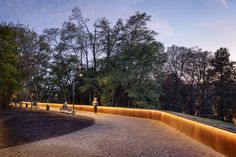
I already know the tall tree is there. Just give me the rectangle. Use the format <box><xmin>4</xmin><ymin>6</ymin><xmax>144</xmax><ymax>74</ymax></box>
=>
<box><xmin>0</xmin><ymin>23</ymin><xmax>18</xmax><ymax>109</ymax></box>
<box><xmin>70</xmin><ymin>7</ymin><xmax>99</xmax><ymax>73</ymax></box>
<box><xmin>163</xmin><ymin>45</ymin><xmax>213</xmax><ymax>115</ymax></box>
<box><xmin>163</xmin><ymin>45</ymin><xmax>190</xmax><ymax>112</ymax></box>
<box><xmin>207</xmin><ymin>48</ymin><xmax>236</xmax><ymax>121</ymax></box>
<box><xmin>195</xmin><ymin>51</ymin><xmax>211</xmax><ymax>117</ymax></box>
<box><xmin>0</xmin><ymin>23</ymin><xmax>52</xmax><ymax>108</ymax></box>
<box><xmin>98</xmin><ymin>12</ymin><xmax>166</xmax><ymax>108</ymax></box>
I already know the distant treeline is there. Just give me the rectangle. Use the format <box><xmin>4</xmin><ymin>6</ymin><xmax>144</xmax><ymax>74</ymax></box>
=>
<box><xmin>0</xmin><ymin>7</ymin><xmax>235</xmax><ymax>122</ymax></box>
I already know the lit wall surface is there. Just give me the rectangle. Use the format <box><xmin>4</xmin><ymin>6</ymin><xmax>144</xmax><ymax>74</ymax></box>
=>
<box><xmin>22</xmin><ymin>102</ymin><xmax>236</xmax><ymax>157</ymax></box>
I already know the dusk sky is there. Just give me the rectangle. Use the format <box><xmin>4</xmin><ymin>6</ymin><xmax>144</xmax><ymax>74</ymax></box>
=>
<box><xmin>1</xmin><ymin>0</ymin><xmax>236</xmax><ymax>60</ymax></box>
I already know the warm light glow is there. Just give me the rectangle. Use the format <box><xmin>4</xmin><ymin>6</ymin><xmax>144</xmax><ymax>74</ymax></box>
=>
<box><xmin>22</xmin><ymin>102</ymin><xmax>236</xmax><ymax>157</ymax></box>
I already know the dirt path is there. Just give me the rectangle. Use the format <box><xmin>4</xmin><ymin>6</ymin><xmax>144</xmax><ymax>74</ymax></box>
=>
<box><xmin>0</xmin><ymin>110</ymin><xmax>224</xmax><ymax>157</ymax></box>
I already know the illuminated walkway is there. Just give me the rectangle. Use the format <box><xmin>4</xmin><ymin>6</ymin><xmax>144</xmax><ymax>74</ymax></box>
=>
<box><xmin>0</xmin><ymin>111</ymin><xmax>224</xmax><ymax>157</ymax></box>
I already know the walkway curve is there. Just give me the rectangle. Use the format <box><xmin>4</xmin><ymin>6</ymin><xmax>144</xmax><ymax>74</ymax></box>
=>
<box><xmin>0</xmin><ymin>111</ymin><xmax>224</xmax><ymax>157</ymax></box>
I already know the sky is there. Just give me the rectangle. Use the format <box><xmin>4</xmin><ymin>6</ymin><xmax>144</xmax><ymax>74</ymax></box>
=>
<box><xmin>1</xmin><ymin>0</ymin><xmax>236</xmax><ymax>60</ymax></box>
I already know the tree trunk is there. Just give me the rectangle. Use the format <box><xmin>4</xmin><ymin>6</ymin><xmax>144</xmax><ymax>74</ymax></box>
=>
<box><xmin>89</xmin><ymin>88</ymin><xmax>92</xmax><ymax>105</ymax></box>
<box><xmin>80</xmin><ymin>50</ymin><xmax>83</xmax><ymax>70</ymax></box>
<box><xmin>106</xmin><ymin>27</ymin><xmax>110</xmax><ymax>72</ymax></box>
<box><xmin>85</xmin><ymin>41</ymin><xmax>89</xmax><ymax>70</ymax></box>
<box><xmin>92</xmin><ymin>28</ymin><xmax>97</xmax><ymax>72</ymax></box>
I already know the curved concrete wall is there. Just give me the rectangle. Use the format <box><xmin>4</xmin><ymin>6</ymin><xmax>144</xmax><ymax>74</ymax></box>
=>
<box><xmin>23</xmin><ymin>102</ymin><xmax>236</xmax><ymax>157</ymax></box>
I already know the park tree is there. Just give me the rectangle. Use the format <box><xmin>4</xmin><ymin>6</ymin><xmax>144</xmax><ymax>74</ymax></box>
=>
<box><xmin>42</xmin><ymin>27</ymin><xmax>77</xmax><ymax>102</ymax></box>
<box><xmin>69</xmin><ymin>7</ymin><xmax>100</xmax><ymax>73</ymax></box>
<box><xmin>0</xmin><ymin>23</ymin><xmax>52</xmax><ymax>108</ymax></box>
<box><xmin>163</xmin><ymin>45</ymin><xmax>213</xmax><ymax>115</ymax></box>
<box><xmin>163</xmin><ymin>45</ymin><xmax>191</xmax><ymax>112</ymax></box>
<box><xmin>0</xmin><ymin>23</ymin><xmax>18</xmax><ymax>109</ymax></box>
<box><xmin>98</xmin><ymin>12</ymin><xmax>166</xmax><ymax>108</ymax></box>
<box><xmin>15</xmin><ymin>27</ymin><xmax>52</xmax><ymax>103</ymax></box>
<box><xmin>40</xmin><ymin>9</ymin><xmax>168</xmax><ymax>107</ymax></box>
<box><xmin>207</xmin><ymin>48</ymin><xmax>236</xmax><ymax>122</ymax></box>
<box><xmin>96</xmin><ymin>17</ymin><xmax>114</xmax><ymax>73</ymax></box>
<box><xmin>195</xmin><ymin>51</ymin><xmax>212</xmax><ymax>117</ymax></box>
<box><xmin>68</xmin><ymin>7</ymin><xmax>103</xmax><ymax>104</ymax></box>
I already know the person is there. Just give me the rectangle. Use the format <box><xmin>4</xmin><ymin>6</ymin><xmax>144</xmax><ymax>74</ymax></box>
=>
<box><xmin>63</xmin><ymin>101</ymin><xmax>68</xmax><ymax>109</ymax></box>
<box><xmin>92</xmin><ymin>98</ymin><xmax>98</xmax><ymax>114</ymax></box>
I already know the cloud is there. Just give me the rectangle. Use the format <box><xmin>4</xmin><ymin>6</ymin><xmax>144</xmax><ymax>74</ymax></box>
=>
<box><xmin>148</xmin><ymin>19</ymin><xmax>174</xmax><ymax>40</ymax></box>
<box><xmin>203</xmin><ymin>0</ymin><xmax>229</xmax><ymax>8</ymax></box>
<box><xmin>198</xmin><ymin>22</ymin><xmax>210</xmax><ymax>27</ymax></box>
<box><xmin>198</xmin><ymin>20</ymin><xmax>235</xmax><ymax>32</ymax></box>
<box><xmin>208</xmin><ymin>0</ymin><xmax>229</xmax><ymax>8</ymax></box>
<box><xmin>218</xmin><ymin>0</ymin><xmax>228</xmax><ymax>8</ymax></box>
<box><xmin>197</xmin><ymin>19</ymin><xmax>236</xmax><ymax>60</ymax></box>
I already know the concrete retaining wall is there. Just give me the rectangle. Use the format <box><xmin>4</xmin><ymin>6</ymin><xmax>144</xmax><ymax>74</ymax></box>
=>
<box><xmin>22</xmin><ymin>102</ymin><xmax>236</xmax><ymax>157</ymax></box>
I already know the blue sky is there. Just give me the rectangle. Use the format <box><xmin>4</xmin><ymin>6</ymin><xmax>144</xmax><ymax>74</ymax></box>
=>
<box><xmin>1</xmin><ymin>0</ymin><xmax>236</xmax><ymax>60</ymax></box>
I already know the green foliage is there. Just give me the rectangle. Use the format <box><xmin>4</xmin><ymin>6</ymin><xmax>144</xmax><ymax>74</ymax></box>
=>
<box><xmin>39</xmin><ymin>9</ymin><xmax>167</xmax><ymax>108</ymax></box>
<box><xmin>0</xmin><ymin>23</ymin><xmax>53</xmax><ymax>108</ymax></box>
<box><xmin>2</xmin><ymin>7</ymin><xmax>236</xmax><ymax>124</ymax></box>
<box><xmin>163</xmin><ymin>46</ymin><xmax>236</xmax><ymax>122</ymax></box>
<box><xmin>0</xmin><ymin>24</ymin><xmax>18</xmax><ymax>109</ymax></box>
<box><xmin>99</xmin><ymin>41</ymin><xmax>166</xmax><ymax>107</ymax></box>
<box><xmin>207</xmin><ymin>48</ymin><xmax>236</xmax><ymax>122</ymax></box>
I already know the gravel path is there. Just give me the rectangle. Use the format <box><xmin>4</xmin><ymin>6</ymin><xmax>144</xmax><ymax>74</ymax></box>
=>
<box><xmin>0</xmin><ymin>111</ymin><xmax>224</xmax><ymax>157</ymax></box>
<box><xmin>0</xmin><ymin>109</ymin><xmax>94</xmax><ymax>148</ymax></box>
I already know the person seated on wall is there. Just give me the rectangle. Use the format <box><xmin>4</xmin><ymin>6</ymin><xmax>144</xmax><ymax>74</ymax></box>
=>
<box><xmin>62</xmin><ymin>101</ymin><xmax>69</xmax><ymax>109</ymax></box>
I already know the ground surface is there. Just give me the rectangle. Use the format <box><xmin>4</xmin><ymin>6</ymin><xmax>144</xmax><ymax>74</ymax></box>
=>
<box><xmin>0</xmin><ymin>109</ymin><xmax>224</xmax><ymax>157</ymax></box>
<box><xmin>0</xmin><ymin>109</ymin><xmax>94</xmax><ymax>148</ymax></box>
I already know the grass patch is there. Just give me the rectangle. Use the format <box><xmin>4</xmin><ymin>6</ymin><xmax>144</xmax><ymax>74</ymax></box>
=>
<box><xmin>166</xmin><ymin>111</ymin><xmax>236</xmax><ymax>133</ymax></box>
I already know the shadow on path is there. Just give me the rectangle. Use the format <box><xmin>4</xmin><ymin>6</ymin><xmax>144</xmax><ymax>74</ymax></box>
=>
<box><xmin>0</xmin><ymin>109</ymin><xmax>94</xmax><ymax>148</ymax></box>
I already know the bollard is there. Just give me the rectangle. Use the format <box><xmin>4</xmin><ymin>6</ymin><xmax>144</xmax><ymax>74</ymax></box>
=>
<box><xmin>46</xmin><ymin>105</ymin><xmax>50</xmax><ymax>111</ymax></box>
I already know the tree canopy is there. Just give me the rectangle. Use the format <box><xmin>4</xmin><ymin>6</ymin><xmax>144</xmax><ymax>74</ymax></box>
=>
<box><xmin>1</xmin><ymin>7</ymin><xmax>236</xmax><ymax>122</ymax></box>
